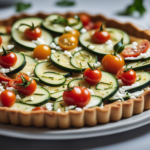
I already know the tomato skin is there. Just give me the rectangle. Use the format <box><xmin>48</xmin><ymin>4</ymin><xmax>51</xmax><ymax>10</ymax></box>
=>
<box><xmin>58</xmin><ymin>34</ymin><xmax>78</xmax><ymax>50</ymax></box>
<box><xmin>122</xmin><ymin>40</ymin><xmax>150</xmax><ymax>57</ymax></box>
<box><xmin>33</xmin><ymin>45</ymin><xmax>51</xmax><ymax>59</ymax></box>
<box><xmin>16</xmin><ymin>73</ymin><xmax>28</xmax><ymax>81</ymax></box>
<box><xmin>6</xmin><ymin>26</ymin><xmax>11</xmax><ymax>34</ymax></box>
<box><xmin>0</xmin><ymin>36</ymin><xmax>2</xmax><ymax>45</ymax></box>
<box><xmin>83</xmin><ymin>68</ymin><xmax>102</xmax><ymax>84</ymax></box>
<box><xmin>102</xmin><ymin>54</ymin><xmax>125</xmax><ymax>74</ymax></box>
<box><xmin>24</xmin><ymin>27</ymin><xmax>42</xmax><ymax>40</ymax></box>
<box><xmin>117</xmin><ymin>68</ymin><xmax>125</xmax><ymax>79</ymax></box>
<box><xmin>67</xmin><ymin>29</ymin><xmax>80</xmax><ymax>39</ymax></box>
<box><xmin>84</xmin><ymin>21</ymin><xmax>94</xmax><ymax>31</ymax></box>
<box><xmin>79</xmin><ymin>14</ymin><xmax>91</xmax><ymax>26</ymax></box>
<box><xmin>63</xmin><ymin>86</ymin><xmax>91</xmax><ymax>107</ymax></box>
<box><xmin>0</xmin><ymin>52</ymin><xmax>17</xmax><ymax>68</ymax></box>
<box><xmin>92</xmin><ymin>30</ymin><xmax>110</xmax><ymax>44</ymax></box>
<box><xmin>0</xmin><ymin>73</ymin><xmax>12</xmax><ymax>82</ymax></box>
<box><xmin>121</xmin><ymin>70</ymin><xmax>136</xmax><ymax>85</ymax></box>
<box><xmin>93</xmin><ymin>21</ymin><xmax>103</xmax><ymax>30</ymax></box>
<box><xmin>32</xmin><ymin>106</ymin><xmax>47</xmax><ymax>111</ymax></box>
<box><xmin>0</xmin><ymin>90</ymin><xmax>16</xmax><ymax>107</ymax></box>
<box><xmin>16</xmin><ymin>76</ymin><xmax>37</xmax><ymax>96</ymax></box>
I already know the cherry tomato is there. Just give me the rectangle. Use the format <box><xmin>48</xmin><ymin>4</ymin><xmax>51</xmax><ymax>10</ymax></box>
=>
<box><xmin>0</xmin><ymin>73</ymin><xmax>12</xmax><ymax>82</ymax></box>
<box><xmin>0</xmin><ymin>36</ymin><xmax>2</xmax><ymax>45</ymax></box>
<box><xmin>93</xmin><ymin>21</ymin><xmax>104</xmax><ymax>30</ymax></box>
<box><xmin>0</xmin><ymin>51</ymin><xmax>17</xmax><ymax>68</ymax></box>
<box><xmin>79</xmin><ymin>14</ymin><xmax>91</xmax><ymax>26</ymax></box>
<box><xmin>83</xmin><ymin>68</ymin><xmax>102</xmax><ymax>84</ymax></box>
<box><xmin>16</xmin><ymin>73</ymin><xmax>28</xmax><ymax>81</ymax></box>
<box><xmin>102</xmin><ymin>54</ymin><xmax>125</xmax><ymax>74</ymax></box>
<box><xmin>24</xmin><ymin>27</ymin><xmax>42</xmax><ymax>40</ymax></box>
<box><xmin>84</xmin><ymin>21</ymin><xmax>94</xmax><ymax>31</ymax></box>
<box><xmin>0</xmin><ymin>90</ymin><xmax>16</xmax><ymax>107</ymax></box>
<box><xmin>33</xmin><ymin>45</ymin><xmax>51</xmax><ymax>59</ymax></box>
<box><xmin>92</xmin><ymin>29</ymin><xmax>110</xmax><ymax>44</ymax></box>
<box><xmin>7</xmin><ymin>79</ymin><xmax>18</xmax><ymax>89</ymax></box>
<box><xmin>32</xmin><ymin>106</ymin><xmax>47</xmax><ymax>111</ymax></box>
<box><xmin>16</xmin><ymin>76</ymin><xmax>37</xmax><ymax>96</ymax></box>
<box><xmin>122</xmin><ymin>40</ymin><xmax>150</xmax><ymax>57</ymax></box>
<box><xmin>63</xmin><ymin>86</ymin><xmax>91</xmax><ymax>107</ymax></box>
<box><xmin>67</xmin><ymin>29</ymin><xmax>80</xmax><ymax>39</ymax></box>
<box><xmin>6</xmin><ymin>26</ymin><xmax>11</xmax><ymax>34</ymax></box>
<box><xmin>58</xmin><ymin>34</ymin><xmax>78</xmax><ymax>50</ymax></box>
<box><xmin>121</xmin><ymin>69</ymin><xmax>136</xmax><ymax>85</ymax></box>
<box><xmin>117</xmin><ymin>68</ymin><xmax>125</xmax><ymax>79</ymax></box>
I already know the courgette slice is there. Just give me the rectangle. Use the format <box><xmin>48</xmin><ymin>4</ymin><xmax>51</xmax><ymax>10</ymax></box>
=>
<box><xmin>11</xmin><ymin>17</ymin><xmax>53</xmax><ymax>50</ymax></box>
<box><xmin>79</xmin><ymin>28</ymin><xmax>130</xmax><ymax>56</ymax></box>
<box><xmin>53</xmin><ymin>95</ymin><xmax>102</xmax><ymax>112</ymax></box>
<box><xmin>54</xmin><ymin>36</ymin><xmax>59</xmax><ymax>45</ymax></box>
<box><xmin>6</xmin><ymin>52</ymin><xmax>26</xmax><ymax>75</ymax></box>
<box><xmin>50</xmin><ymin>90</ymin><xmax>64</xmax><ymax>101</ymax></box>
<box><xmin>68</xmin><ymin>71</ymin><xmax>118</xmax><ymax>100</ymax></box>
<box><xmin>42</xmin><ymin>14</ymin><xmax>83</xmax><ymax>35</ymax></box>
<box><xmin>50</xmin><ymin>51</ymin><xmax>82</xmax><ymax>73</ymax></box>
<box><xmin>70</xmin><ymin>50</ymin><xmax>97</xmax><ymax>70</ymax></box>
<box><xmin>19</xmin><ymin>85</ymin><xmax>50</xmax><ymax>106</ymax></box>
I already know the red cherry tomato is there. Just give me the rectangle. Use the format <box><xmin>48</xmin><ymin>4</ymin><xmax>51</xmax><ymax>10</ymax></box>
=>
<box><xmin>117</xmin><ymin>68</ymin><xmax>125</xmax><ymax>79</ymax></box>
<box><xmin>83</xmin><ymin>68</ymin><xmax>102</xmax><ymax>84</ymax></box>
<box><xmin>0</xmin><ymin>51</ymin><xmax>17</xmax><ymax>68</ymax></box>
<box><xmin>0</xmin><ymin>73</ymin><xmax>12</xmax><ymax>82</ymax></box>
<box><xmin>32</xmin><ymin>106</ymin><xmax>47</xmax><ymax>111</ymax></box>
<box><xmin>92</xmin><ymin>29</ymin><xmax>110</xmax><ymax>44</ymax></box>
<box><xmin>16</xmin><ymin>73</ymin><xmax>28</xmax><ymax>81</ymax></box>
<box><xmin>122</xmin><ymin>40</ymin><xmax>150</xmax><ymax>57</ymax></box>
<box><xmin>0</xmin><ymin>90</ymin><xmax>16</xmax><ymax>107</ymax></box>
<box><xmin>16</xmin><ymin>76</ymin><xmax>37</xmax><ymax>96</ymax></box>
<box><xmin>79</xmin><ymin>14</ymin><xmax>91</xmax><ymax>26</ymax></box>
<box><xmin>121</xmin><ymin>69</ymin><xmax>136</xmax><ymax>85</ymax></box>
<box><xmin>84</xmin><ymin>21</ymin><xmax>94</xmax><ymax>31</ymax></box>
<box><xmin>6</xmin><ymin>26</ymin><xmax>11</xmax><ymax>34</ymax></box>
<box><xmin>63</xmin><ymin>86</ymin><xmax>91</xmax><ymax>107</ymax></box>
<box><xmin>24</xmin><ymin>27</ymin><xmax>42</xmax><ymax>40</ymax></box>
<box><xmin>0</xmin><ymin>36</ymin><xmax>2</xmax><ymax>45</ymax></box>
<box><xmin>93</xmin><ymin>21</ymin><xmax>103</xmax><ymax>30</ymax></box>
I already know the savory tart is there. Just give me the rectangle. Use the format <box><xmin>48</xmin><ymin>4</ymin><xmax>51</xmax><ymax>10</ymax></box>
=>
<box><xmin>0</xmin><ymin>13</ymin><xmax>150</xmax><ymax>129</ymax></box>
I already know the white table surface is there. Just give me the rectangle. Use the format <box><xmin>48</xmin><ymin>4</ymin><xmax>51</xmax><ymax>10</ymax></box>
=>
<box><xmin>0</xmin><ymin>0</ymin><xmax>150</xmax><ymax>149</ymax></box>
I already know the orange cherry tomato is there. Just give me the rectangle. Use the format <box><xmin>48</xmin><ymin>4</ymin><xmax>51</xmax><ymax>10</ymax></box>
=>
<box><xmin>83</xmin><ymin>68</ymin><xmax>102</xmax><ymax>84</ymax></box>
<box><xmin>0</xmin><ymin>90</ymin><xmax>16</xmax><ymax>107</ymax></box>
<box><xmin>33</xmin><ymin>45</ymin><xmax>51</xmax><ymax>59</ymax></box>
<box><xmin>102</xmin><ymin>54</ymin><xmax>125</xmax><ymax>74</ymax></box>
<box><xmin>58</xmin><ymin>34</ymin><xmax>78</xmax><ymax>50</ymax></box>
<box><xmin>79</xmin><ymin>14</ymin><xmax>91</xmax><ymax>26</ymax></box>
<box><xmin>32</xmin><ymin>106</ymin><xmax>47</xmax><ymax>111</ymax></box>
<box><xmin>93</xmin><ymin>21</ymin><xmax>104</xmax><ymax>30</ymax></box>
<box><xmin>0</xmin><ymin>36</ymin><xmax>2</xmax><ymax>45</ymax></box>
<box><xmin>121</xmin><ymin>69</ymin><xmax>136</xmax><ymax>85</ymax></box>
<box><xmin>6</xmin><ymin>26</ymin><xmax>11</xmax><ymax>34</ymax></box>
<box><xmin>117</xmin><ymin>68</ymin><xmax>125</xmax><ymax>79</ymax></box>
<box><xmin>122</xmin><ymin>40</ymin><xmax>150</xmax><ymax>57</ymax></box>
<box><xmin>63</xmin><ymin>86</ymin><xmax>91</xmax><ymax>107</ymax></box>
<box><xmin>67</xmin><ymin>29</ymin><xmax>80</xmax><ymax>39</ymax></box>
<box><xmin>16</xmin><ymin>76</ymin><xmax>37</xmax><ymax>96</ymax></box>
<box><xmin>24</xmin><ymin>27</ymin><xmax>42</xmax><ymax>40</ymax></box>
<box><xmin>0</xmin><ymin>51</ymin><xmax>17</xmax><ymax>68</ymax></box>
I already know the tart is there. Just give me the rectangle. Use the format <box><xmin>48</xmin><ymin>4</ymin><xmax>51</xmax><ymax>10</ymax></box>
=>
<box><xmin>0</xmin><ymin>13</ymin><xmax>150</xmax><ymax>129</ymax></box>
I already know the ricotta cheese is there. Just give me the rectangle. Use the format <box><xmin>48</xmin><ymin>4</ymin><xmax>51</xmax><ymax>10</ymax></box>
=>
<box><xmin>32</xmin><ymin>37</ymin><xmax>45</xmax><ymax>45</ymax></box>
<box><xmin>75</xmin><ymin>107</ymin><xmax>82</xmax><ymax>111</ymax></box>
<box><xmin>50</xmin><ymin>42</ymin><xmax>56</xmax><ymax>49</ymax></box>
<box><xmin>88</xmin><ymin>45</ymin><xmax>95</xmax><ymax>50</ymax></box>
<box><xmin>93</xmin><ymin>61</ymin><xmax>101</xmax><ymax>67</ymax></box>
<box><xmin>57</xmin><ymin>108</ymin><xmax>61</xmax><ymax>113</ymax></box>
<box><xmin>65</xmin><ymin>26</ymin><xmax>73</xmax><ymax>32</ymax></box>
<box><xmin>80</xmin><ymin>28</ymin><xmax>87</xmax><ymax>33</ymax></box>
<box><xmin>87</xmin><ymin>88</ymin><xmax>95</xmax><ymax>95</ymax></box>
<box><xmin>16</xmin><ymin>94</ymin><xmax>21</xmax><ymax>100</ymax></box>
<box><xmin>64</xmin><ymin>50</ymin><xmax>72</xmax><ymax>57</ymax></box>
<box><xmin>7</xmin><ymin>45</ymin><xmax>14</xmax><ymax>50</ymax></box>
<box><xmin>74</xmin><ymin>47</ymin><xmax>82</xmax><ymax>51</ymax></box>
<box><xmin>46</xmin><ymin>103</ymin><xmax>53</xmax><ymax>111</ymax></box>
<box><xmin>51</xmin><ymin>50</ymin><xmax>56</xmax><ymax>53</ymax></box>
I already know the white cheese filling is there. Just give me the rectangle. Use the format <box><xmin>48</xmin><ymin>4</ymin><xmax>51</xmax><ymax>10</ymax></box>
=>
<box><xmin>32</xmin><ymin>37</ymin><xmax>45</xmax><ymax>45</ymax></box>
<box><xmin>80</xmin><ymin>28</ymin><xmax>87</xmax><ymax>33</ymax></box>
<box><xmin>65</xmin><ymin>26</ymin><xmax>73</xmax><ymax>32</ymax></box>
<box><xmin>64</xmin><ymin>50</ymin><xmax>72</xmax><ymax>57</ymax></box>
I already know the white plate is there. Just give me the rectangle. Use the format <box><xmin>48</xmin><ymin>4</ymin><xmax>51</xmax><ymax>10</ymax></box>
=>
<box><xmin>0</xmin><ymin>109</ymin><xmax>150</xmax><ymax>139</ymax></box>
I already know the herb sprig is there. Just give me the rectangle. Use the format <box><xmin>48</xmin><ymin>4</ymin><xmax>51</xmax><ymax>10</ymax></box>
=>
<box><xmin>16</xmin><ymin>2</ymin><xmax>31</xmax><ymax>12</ymax></box>
<box><xmin>56</xmin><ymin>0</ymin><xmax>75</xmax><ymax>7</ymax></box>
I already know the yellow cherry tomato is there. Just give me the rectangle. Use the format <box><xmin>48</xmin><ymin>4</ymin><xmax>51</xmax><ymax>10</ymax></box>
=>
<box><xmin>33</xmin><ymin>45</ymin><xmax>51</xmax><ymax>59</ymax></box>
<box><xmin>67</xmin><ymin>29</ymin><xmax>80</xmax><ymax>39</ymax></box>
<box><xmin>102</xmin><ymin>54</ymin><xmax>125</xmax><ymax>74</ymax></box>
<box><xmin>58</xmin><ymin>34</ymin><xmax>78</xmax><ymax>50</ymax></box>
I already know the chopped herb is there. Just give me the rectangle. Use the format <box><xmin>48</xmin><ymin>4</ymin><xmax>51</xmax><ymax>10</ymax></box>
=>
<box><xmin>33</xmin><ymin>93</ymin><xmax>45</xmax><ymax>96</ymax></box>
<box><xmin>89</xmin><ymin>84</ymin><xmax>91</xmax><ymax>89</ymax></box>
<box><xmin>136</xmin><ymin>77</ymin><xmax>141</xmax><ymax>82</ymax></box>
<box><xmin>111</xmin><ymin>37</ymin><xmax>118</xmax><ymax>41</ymax></box>
<box><xmin>56</xmin><ymin>0</ymin><xmax>75</xmax><ymax>7</ymax></box>
<box><xmin>78</xmin><ymin>83</ymin><xmax>80</xmax><ymax>86</ymax></box>
<box><xmin>16</xmin><ymin>2</ymin><xmax>31</xmax><ymax>12</ymax></box>
<box><xmin>59</xmin><ymin>78</ymin><xmax>64</xmax><ymax>80</ymax></box>
<box><xmin>41</xmin><ymin>76</ymin><xmax>54</xmax><ymax>80</ymax></box>
<box><xmin>80</xmin><ymin>62</ymin><xmax>82</xmax><ymax>67</ymax></box>
<box><xmin>47</xmin><ymin>64</ymin><xmax>52</xmax><ymax>67</ymax></box>
<box><xmin>58</xmin><ymin>59</ymin><xmax>60</xmax><ymax>62</ymax></box>
<box><xmin>79</xmin><ymin>51</ymin><xmax>86</xmax><ymax>59</ymax></box>
<box><xmin>108</xmin><ymin>30</ymin><xmax>114</xmax><ymax>33</ymax></box>
<box><xmin>88</xmin><ymin>55</ymin><xmax>92</xmax><ymax>63</ymax></box>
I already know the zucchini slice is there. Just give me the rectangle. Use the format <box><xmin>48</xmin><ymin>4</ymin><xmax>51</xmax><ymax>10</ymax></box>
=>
<box><xmin>50</xmin><ymin>51</ymin><xmax>82</xmax><ymax>73</ymax></box>
<box><xmin>42</xmin><ymin>14</ymin><xmax>83</xmax><ymax>35</ymax></box>
<box><xmin>19</xmin><ymin>85</ymin><xmax>50</xmax><ymax>106</ymax></box>
<box><xmin>11</xmin><ymin>17</ymin><xmax>53</xmax><ymax>50</ymax></box>
<box><xmin>50</xmin><ymin>90</ymin><xmax>64</xmax><ymax>101</ymax></box>
<box><xmin>68</xmin><ymin>71</ymin><xmax>118</xmax><ymax>100</ymax></box>
<box><xmin>53</xmin><ymin>95</ymin><xmax>102</xmax><ymax>112</ymax></box>
<box><xmin>6</xmin><ymin>52</ymin><xmax>26</xmax><ymax>75</ymax></box>
<box><xmin>108</xmin><ymin>95</ymin><xmax>130</xmax><ymax>103</ymax></box>
<box><xmin>70</xmin><ymin>50</ymin><xmax>97</xmax><ymax>70</ymax></box>
<box><xmin>79</xmin><ymin>28</ymin><xmax>130</xmax><ymax>56</ymax></box>
<box><xmin>127</xmin><ymin>59</ymin><xmax>150</xmax><ymax>71</ymax></box>
<box><xmin>54</xmin><ymin>36</ymin><xmax>59</xmax><ymax>45</ymax></box>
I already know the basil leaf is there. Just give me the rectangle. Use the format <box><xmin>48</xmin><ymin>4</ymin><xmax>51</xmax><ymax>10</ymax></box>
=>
<box><xmin>51</xmin><ymin>16</ymin><xmax>68</xmax><ymax>25</ymax></box>
<box><xmin>16</xmin><ymin>2</ymin><xmax>31</xmax><ymax>12</ymax></box>
<box><xmin>114</xmin><ymin>38</ymin><xmax>125</xmax><ymax>55</ymax></box>
<box><xmin>56</xmin><ymin>0</ymin><xmax>75</xmax><ymax>7</ymax></box>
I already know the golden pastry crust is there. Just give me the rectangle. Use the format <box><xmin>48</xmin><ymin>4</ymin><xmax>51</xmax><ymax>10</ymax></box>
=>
<box><xmin>0</xmin><ymin>12</ymin><xmax>150</xmax><ymax>128</ymax></box>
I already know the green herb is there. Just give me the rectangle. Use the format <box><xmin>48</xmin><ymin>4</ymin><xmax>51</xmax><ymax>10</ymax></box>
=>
<box><xmin>117</xmin><ymin>0</ymin><xmax>146</xmax><ymax>16</ymax></box>
<box><xmin>88</xmin><ymin>55</ymin><xmax>92</xmax><ymax>62</ymax></box>
<box><xmin>51</xmin><ymin>16</ymin><xmax>68</xmax><ymax>25</ymax></box>
<box><xmin>79</xmin><ymin>51</ymin><xmax>86</xmax><ymax>59</ymax></box>
<box><xmin>33</xmin><ymin>93</ymin><xmax>45</xmax><ymax>96</ymax></box>
<box><xmin>47</xmin><ymin>64</ymin><xmax>52</xmax><ymax>67</ymax></box>
<box><xmin>41</xmin><ymin>76</ymin><xmax>54</xmax><ymax>80</ymax></box>
<box><xmin>111</xmin><ymin>37</ymin><xmax>118</xmax><ymax>41</ymax></box>
<box><xmin>58</xmin><ymin>59</ymin><xmax>60</xmax><ymax>62</ymax></box>
<box><xmin>31</xmin><ymin>77</ymin><xmax>39</xmax><ymax>82</ymax></box>
<box><xmin>80</xmin><ymin>62</ymin><xmax>82</xmax><ymax>67</ymax></box>
<box><xmin>136</xmin><ymin>77</ymin><xmax>141</xmax><ymax>82</ymax></box>
<box><xmin>113</xmin><ymin>38</ymin><xmax>125</xmax><ymax>55</ymax></box>
<box><xmin>56</xmin><ymin>0</ymin><xmax>75</xmax><ymax>7</ymax></box>
<box><xmin>16</xmin><ymin>2</ymin><xmax>31</xmax><ymax>12</ymax></box>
